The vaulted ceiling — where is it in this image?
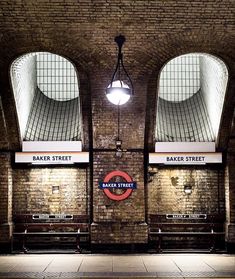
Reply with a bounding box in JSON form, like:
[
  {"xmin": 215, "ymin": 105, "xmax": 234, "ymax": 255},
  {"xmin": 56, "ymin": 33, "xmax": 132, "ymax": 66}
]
[{"xmin": 0, "ymin": 0, "xmax": 234, "ymax": 150}]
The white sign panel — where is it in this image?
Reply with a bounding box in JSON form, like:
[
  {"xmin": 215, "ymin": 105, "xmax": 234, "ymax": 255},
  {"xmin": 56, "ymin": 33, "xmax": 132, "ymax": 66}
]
[
  {"xmin": 22, "ymin": 141, "xmax": 82, "ymax": 152},
  {"xmin": 149, "ymin": 153, "xmax": 222, "ymax": 165},
  {"xmin": 15, "ymin": 152, "xmax": 89, "ymax": 164},
  {"xmin": 155, "ymin": 142, "xmax": 215, "ymax": 153}
]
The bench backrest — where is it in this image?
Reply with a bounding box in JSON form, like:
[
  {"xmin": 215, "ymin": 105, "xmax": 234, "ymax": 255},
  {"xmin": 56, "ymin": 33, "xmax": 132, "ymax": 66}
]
[
  {"xmin": 14, "ymin": 214, "xmax": 89, "ymax": 223},
  {"xmin": 149, "ymin": 214, "xmax": 225, "ymax": 232},
  {"xmin": 13, "ymin": 214, "xmax": 90, "ymax": 232}
]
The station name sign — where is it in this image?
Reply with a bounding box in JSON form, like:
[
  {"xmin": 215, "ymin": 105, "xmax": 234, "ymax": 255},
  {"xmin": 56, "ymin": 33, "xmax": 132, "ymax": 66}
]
[
  {"xmin": 15, "ymin": 152, "xmax": 89, "ymax": 164},
  {"xmin": 149, "ymin": 153, "xmax": 222, "ymax": 165},
  {"xmin": 33, "ymin": 155, "xmax": 72, "ymax": 162},
  {"xmin": 100, "ymin": 170, "xmax": 136, "ymax": 201},
  {"xmin": 99, "ymin": 182, "xmax": 137, "ymax": 189},
  {"xmin": 166, "ymin": 155, "xmax": 206, "ymax": 162}
]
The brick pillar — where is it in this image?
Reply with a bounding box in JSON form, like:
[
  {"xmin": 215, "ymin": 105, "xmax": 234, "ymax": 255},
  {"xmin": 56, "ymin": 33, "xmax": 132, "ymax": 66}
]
[
  {"xmin": 91, "ymin": 151, "xmax": 148, "ymax": 245},
  {"xmin": 90, "ymin": 71, "xmax": 148, "ymax": 246},
  {"xmin": 0, "ymin": 152, "xmax": 13, "ymax": 251},
  {"xmin": 225, "ymin": 152, "xmax": 235, "ymax": 252}
]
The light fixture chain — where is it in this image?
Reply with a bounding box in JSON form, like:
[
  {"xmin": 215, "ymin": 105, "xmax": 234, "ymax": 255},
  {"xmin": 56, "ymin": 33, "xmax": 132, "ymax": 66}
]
[
  {"xmin": 117, "ymin": 105, "xmax": 120, "ymax": 140},
  {"xmin": 105, "ymin": 35, "xmax": 133, "ymax": 106},
  {"xmin": 120, "ymin": 56, "xmax": 134, "ymax": 93}
]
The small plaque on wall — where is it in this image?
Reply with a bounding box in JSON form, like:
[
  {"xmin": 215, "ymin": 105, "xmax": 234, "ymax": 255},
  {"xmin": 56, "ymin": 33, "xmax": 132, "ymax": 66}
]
[
  {"xmin": 166, "ymin": 214, "xmax": 207, "ymax": 219},
  {"xmin": 32, "ymin": 214, "xmax": 73, "ymax": 220}
]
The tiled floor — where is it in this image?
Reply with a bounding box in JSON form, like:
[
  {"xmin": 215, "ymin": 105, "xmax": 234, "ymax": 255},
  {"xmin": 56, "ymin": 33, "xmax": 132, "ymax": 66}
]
[{"xmin": 0, "ymin": 254, "xmax": 234, "ymax": 278}]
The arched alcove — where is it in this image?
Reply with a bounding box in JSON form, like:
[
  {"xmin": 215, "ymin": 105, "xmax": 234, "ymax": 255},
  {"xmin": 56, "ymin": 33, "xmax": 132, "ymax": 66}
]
[
  {"xmin": 10, "ymin": 52, "xmax": 81, "ymax": 141},
  {"xmin": 156, "ymin": 53, "xmax": 228, "ymax": 144}
]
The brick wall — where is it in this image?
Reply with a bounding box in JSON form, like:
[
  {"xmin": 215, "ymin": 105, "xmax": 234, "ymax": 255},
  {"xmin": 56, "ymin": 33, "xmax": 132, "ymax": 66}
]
[
  {"xmin": 225, "ymin": 153, "xmax": 235, "ymax": 243},
  {"xmin": 13, "ymin": 167, "xmax": 89, "ymax": 216},
  {"xmin": 148, "ymin": 165, "xmax": 225, "ymax": 215},
  {"xmin": 91, "ymin": 70, "xmax": 146, "ymax": 150},
  {"xmin": 91, "ymin": 222, "xmax": 148, "ymax": 244},
  {"xmin": 0, "ymin": 153, "xmax": 13, "ymax": 244},
  {"xmin": 0, "ymin": 0, "xmax": 234, "ymax": 250},
  {"xmin": 91, "ymin": 151, "xmax": 147, "ymax": 243},
  {"xmin": 0, "ymin": 98, "xmax": 9, "ymax": 150}
]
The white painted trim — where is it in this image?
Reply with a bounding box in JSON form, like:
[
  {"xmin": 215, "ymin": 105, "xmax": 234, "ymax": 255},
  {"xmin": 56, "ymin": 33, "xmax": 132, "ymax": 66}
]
[
  {"xmin": 22, "ymin": 141, "xmax": 82, "ymax": 152},
  {"xmin": 149, "ymin": 152, "xmax": 222, "ymax": 165},
  {"xmin": 15, "ymin": 152, "xmax": 89, "ymax": 164},
  {"xmin": 155, "ymin": 142, "xmax": 215, "ymax": 153}
]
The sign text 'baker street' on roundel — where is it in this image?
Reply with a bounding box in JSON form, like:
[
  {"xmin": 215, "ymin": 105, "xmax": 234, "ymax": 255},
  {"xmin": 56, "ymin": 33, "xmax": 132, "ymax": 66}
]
[{"xmin": 99, "ymin": 170, "xmax": 137, "ymax": 201}]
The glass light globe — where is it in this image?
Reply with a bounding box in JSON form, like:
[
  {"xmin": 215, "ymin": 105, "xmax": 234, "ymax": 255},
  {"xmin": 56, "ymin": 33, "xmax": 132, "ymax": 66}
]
[{"xmin": 106, "ymin": 80, "xmax": 131, "ymax": 105}]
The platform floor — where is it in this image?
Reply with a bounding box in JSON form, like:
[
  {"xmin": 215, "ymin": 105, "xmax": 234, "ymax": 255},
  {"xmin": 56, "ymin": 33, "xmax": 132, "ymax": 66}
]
[{"xmin": 0, "ymin": 253, "xmax": 234, "ymax": 278}]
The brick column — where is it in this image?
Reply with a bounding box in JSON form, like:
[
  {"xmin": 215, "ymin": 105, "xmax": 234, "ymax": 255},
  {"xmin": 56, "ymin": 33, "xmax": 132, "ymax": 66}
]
[
  {"xmin": 90, "ymin": 71, "xmax": 148, "ymax": 246},
  {"xmin": 0, "ymin": 152, "xmax": 13, "ymax": 251},
  {"xmin": 91, "ymin": 151, "xmax": 147, "ymax": 244},
  {"xmin": 225, "ymin": 152, "xmax": 235, "ymax": 251}
]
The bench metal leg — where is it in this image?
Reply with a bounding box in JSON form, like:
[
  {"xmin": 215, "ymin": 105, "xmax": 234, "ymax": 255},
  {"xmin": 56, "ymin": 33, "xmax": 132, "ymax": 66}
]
[
  {"xmin": 131, "ymin": 243, "xmax": 135, "ymax": 252},
  {"xmin": 157, "ymin": 235, "xmax": 162, "ymax": 253},
  {"xmin": 22, "ymin": 235, "xmax": 28, "ymax": 253},
  {"xmin": 209, "ymin": 234, "xmax": 216, "ymax": 253},
  {"xmin": 76, "ymin": 236, "xmax": 81, "ymax": 253}
]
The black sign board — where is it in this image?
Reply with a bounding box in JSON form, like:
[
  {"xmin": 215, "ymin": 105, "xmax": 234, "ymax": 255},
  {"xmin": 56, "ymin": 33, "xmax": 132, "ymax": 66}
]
[
  {"xmin": 166, "ymin": 214, "xmax": 207, "ymax": 219},
  {"xmin": 32, "ymin": 214, "xmax": 73, "ymax": 220}
]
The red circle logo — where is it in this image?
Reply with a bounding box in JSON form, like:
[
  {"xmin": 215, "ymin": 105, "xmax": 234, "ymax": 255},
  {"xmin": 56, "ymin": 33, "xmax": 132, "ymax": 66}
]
[{"xmin": 103, "ymin": 170, "xmax": 133, "ymax": 201}]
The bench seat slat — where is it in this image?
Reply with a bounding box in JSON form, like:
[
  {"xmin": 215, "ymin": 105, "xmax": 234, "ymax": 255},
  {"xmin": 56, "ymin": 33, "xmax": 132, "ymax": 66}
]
[
  {"xmin": 13, "ymin": 232, "xmax": 89, "ymax": 236},
  {"xmin": 149, "ymin": 231, "xmax": 225, "ymax": 235},
  {"xmin": 150, "ymin": 222, "xmax": 222, "ymax": 226}
]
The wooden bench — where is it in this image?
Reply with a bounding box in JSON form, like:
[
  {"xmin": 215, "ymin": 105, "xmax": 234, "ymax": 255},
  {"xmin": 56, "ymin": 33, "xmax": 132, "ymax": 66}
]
[
  {"xmin": 149, "ymin": 214, "xmax": 225, "ymax": 252},
  {"xmin": 12, "ymin": 214, "xmax": 90, "ymax": 253}
]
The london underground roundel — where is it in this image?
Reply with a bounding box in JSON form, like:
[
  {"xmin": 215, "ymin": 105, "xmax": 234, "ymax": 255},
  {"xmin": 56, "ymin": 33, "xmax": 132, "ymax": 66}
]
[{"xmin": 99, "ymin": 170, "xmax": 137, "ymax": 201}]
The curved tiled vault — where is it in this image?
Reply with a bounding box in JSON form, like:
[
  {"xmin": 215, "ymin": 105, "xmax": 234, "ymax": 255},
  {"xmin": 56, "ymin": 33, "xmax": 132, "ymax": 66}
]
[
  {"xmin": 24, "ymin": 88, "xmax": 80, "ymax": 141},
  {"xmin": 156, "ymin": 54, "xmax": 228, "ymax": 143},
  {"xmin": 11, "ymin": 52, "xmax": 81, "ymax": 141},
  {"xmin": 157, "ymin": 90, "xmax": 214, "ymax": 142}
]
